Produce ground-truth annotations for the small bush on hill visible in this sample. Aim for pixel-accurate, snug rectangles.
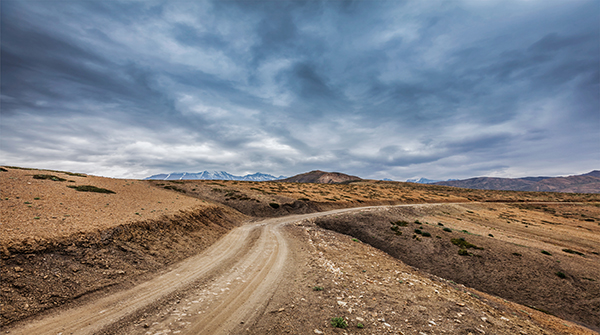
[451,238,483,250]
[269,203,280,209]
[330,317,348,329]
[562,249,584,256]
[67,185,115,194]
[33,174,66,181]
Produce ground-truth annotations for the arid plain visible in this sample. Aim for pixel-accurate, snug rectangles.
[1,166,599,334]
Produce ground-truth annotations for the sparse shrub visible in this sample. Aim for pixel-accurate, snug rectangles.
[163,185,185,193]
[414,229,422,234]
[269,203,280,209]
[34,197,40,200]
[562,249,584,256]
[583,218,595,222]
[357,322,364,328]
[443,227,452,232]
[33,174,66,181]
[458,249,470,256]
[555,271,566,279]
[414,220,421,224]
[512,252,522,256]
[451,238,483,250]
[299,197,310,201]
[488,234,494,237]
[421,232,431,237]
[438,223,444,226]
[330,317,348,329]
[392,220,409,226]
[541,250,552,256]
[352,238,360,242]
[391,226,399,232]
[395,231,402,236]
[67,185,115,194]
[313,286,324,291]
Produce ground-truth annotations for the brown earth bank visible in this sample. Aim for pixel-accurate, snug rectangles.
[0,205,244,326]
[313,203,600,331]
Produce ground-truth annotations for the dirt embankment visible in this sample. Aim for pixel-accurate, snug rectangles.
[314,203,600,331]
[1,205,245,327]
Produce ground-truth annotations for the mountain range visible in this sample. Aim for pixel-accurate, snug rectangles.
[434,170,600,193]
[144,171,285,182]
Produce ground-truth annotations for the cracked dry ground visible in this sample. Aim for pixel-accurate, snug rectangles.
[248,219,595,335]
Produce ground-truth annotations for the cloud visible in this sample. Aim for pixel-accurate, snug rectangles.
[1,0,598,180]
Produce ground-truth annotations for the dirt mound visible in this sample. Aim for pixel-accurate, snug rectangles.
[314,203,600,331]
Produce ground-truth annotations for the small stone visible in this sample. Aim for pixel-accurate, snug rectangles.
[456,302,465,307]
[337,301,347,307]
[384,322,391,327]
[314,330,324,334]
[143,323,149,328]
[14,267,23,272]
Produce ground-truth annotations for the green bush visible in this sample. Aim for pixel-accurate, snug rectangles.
[555,271,566,279]
[330,317,348,329]
[414,229,422,234]
[562,249,584,256]
[313,286,324,291]
[458,249,470,256]
[33,174,66,181]
[541,250,552,256]
[357,322,364,329]
[443,227,452,232]
[421,232,431,237]
[67,185,115,194]
[451,238,483,250]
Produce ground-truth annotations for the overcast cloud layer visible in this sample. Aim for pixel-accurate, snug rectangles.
[2,0,598,180]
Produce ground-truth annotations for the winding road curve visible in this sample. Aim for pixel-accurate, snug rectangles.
[9,204,439,335]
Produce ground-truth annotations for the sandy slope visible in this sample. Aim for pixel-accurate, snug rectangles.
[1,168,205,250]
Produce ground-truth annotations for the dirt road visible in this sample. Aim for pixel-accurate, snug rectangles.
[7,206,391,335]
[7,203,596,335]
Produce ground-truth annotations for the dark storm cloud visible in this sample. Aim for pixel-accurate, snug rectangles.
[1,0,598,179]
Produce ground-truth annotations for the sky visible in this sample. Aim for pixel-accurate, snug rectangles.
[1,0,599,180]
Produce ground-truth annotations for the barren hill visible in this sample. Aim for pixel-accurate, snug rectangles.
[435,170,600,193]
[278,170,362,184]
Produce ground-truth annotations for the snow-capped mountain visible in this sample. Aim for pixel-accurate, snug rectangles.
[406,177,442,184]
[406,177,457,184]
[144,171,286,181]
